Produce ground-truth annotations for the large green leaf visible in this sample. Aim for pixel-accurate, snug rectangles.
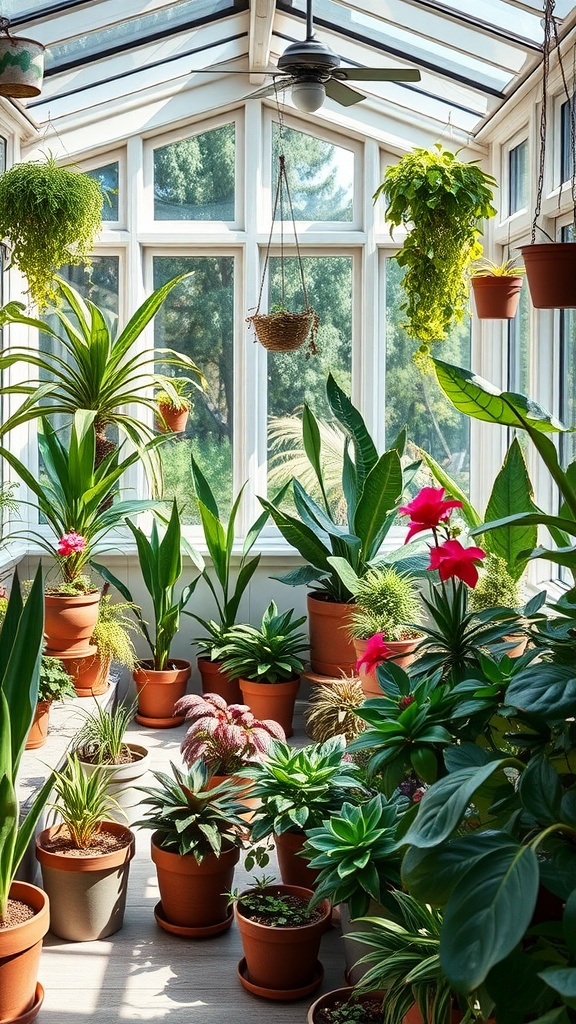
[418,447,481,528]
[506,665,576,722]
[354,450,403,560]
[302,404,329,510]
[402,833,506,904]
[434,360,568,433]
[539,969,576,1010]
[518,757,562,825]
[258,498,332,572]
[326,373,378,490]
[403,759,509,848]
[441,838,539,993]
[483,438,538,578]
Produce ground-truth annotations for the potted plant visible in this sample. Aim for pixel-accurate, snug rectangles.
[244,736,362,888]
[307,988,386,1024]
[72,698,150,826]
[188,455,279,704]
[215,601,308,737]
[0,568,53,1024]
[26,655,77,750]
[134,759,248,937]
[469,256,525,319]
[304,793,407,983]
[260,375,419,676]
[230,877,331,1000]
[0,274,205,488]
[373,143,496,363]
[246,302,320,354]
[35,753,135,942]
[349,566,423,696]
[0,19,45,98]
[78,589,143,697]
[96,500,202,727]
[305,677,367,744]
[156,377,195,433]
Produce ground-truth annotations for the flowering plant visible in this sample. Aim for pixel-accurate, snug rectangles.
[175,692,285,776]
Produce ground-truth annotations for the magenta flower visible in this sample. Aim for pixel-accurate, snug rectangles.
[57,531,87,556]
[399,487,463,543]
[355,632,393,675]
[428,538,486,588]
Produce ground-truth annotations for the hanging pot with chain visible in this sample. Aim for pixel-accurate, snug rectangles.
[0,18,45,99]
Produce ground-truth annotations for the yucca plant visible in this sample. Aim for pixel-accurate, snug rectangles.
[215,601,308,684]
[134,759,247,860]
[0,274,205,489]
[243,735,362,842]
[49,753,115,847]
[350,892,483,1024]
[0,568,53,923]
[305,794,406,919]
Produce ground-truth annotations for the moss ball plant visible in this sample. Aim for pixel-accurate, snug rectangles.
[374,144,496,363]
[350,566,421,641]
[468,553,522,612]
[0,156,104,308]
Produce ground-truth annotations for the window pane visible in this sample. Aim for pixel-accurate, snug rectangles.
[561,100,575,185]
[509,141,527,215]
[153,257,234,523]
[86,162,119,222]
[272,123,353,222]
[153,125,235,221]
[507,282,530,453]
[385,258,471,492]
[266,255,352,496]
[561,227,576,468]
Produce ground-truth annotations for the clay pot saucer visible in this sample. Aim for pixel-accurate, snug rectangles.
[237,957,323,1001]
[135,712,185,729]
[154,902,234,938]
[9,983,44,1024]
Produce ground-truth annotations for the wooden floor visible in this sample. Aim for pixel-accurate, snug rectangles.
[33,698,347,1023]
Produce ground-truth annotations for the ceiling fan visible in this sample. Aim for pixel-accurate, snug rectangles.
[243,0,421,112]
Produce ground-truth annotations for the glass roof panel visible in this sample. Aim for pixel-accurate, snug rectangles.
[426,0,543,40]
[45,0,235,71]
[3,0,84,19]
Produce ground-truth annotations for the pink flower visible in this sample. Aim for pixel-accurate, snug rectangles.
[57,531,87,556]
[428,539,486,588]
[399,487,463,543]
[398,695,415,709]
[355,633,393,674]
[413,788,425,804]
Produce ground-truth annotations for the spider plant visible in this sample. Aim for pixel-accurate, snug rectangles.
[49,753,115,848]
[73,698,137,766]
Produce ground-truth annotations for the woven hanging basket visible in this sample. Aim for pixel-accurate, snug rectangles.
[246,306,319,354]
[0,22,45,98]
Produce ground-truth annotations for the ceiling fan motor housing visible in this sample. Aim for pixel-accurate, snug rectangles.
[277,38,341,80]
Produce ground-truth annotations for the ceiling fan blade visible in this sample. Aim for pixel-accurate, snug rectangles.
[337,68,421,83]
[243,77,295,101]
[325,78,365,107]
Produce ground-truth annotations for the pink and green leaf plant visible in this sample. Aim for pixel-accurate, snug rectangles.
[175,692,285,777]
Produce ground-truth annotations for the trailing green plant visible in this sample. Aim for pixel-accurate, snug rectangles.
[215,601,308,684]
[91,591,142,670]
[187,455,282,656]
[0,156,104,308]
[350,892,484,1024]
[467,553,522,613]
[38,656,76,704]
[95,500,202,670]
[0,410,158,591]
[73,697,137,765]
[49,753,115,847]
[260,374,422,602]
[305,793,407,919]
[349,566,422,641]
[134,759,247,861]
[305,677,367,744]
[243,735,362,842]
[374,144,496,362]
[0,567,54,922]
[0,274,205,489]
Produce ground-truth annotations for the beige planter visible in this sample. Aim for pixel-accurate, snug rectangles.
[77,743,151,826]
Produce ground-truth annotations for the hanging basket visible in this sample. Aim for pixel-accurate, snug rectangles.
[0,21,45,99]
[247,306,319,354]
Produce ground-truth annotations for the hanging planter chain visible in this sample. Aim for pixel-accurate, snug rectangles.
[247,133,319,357]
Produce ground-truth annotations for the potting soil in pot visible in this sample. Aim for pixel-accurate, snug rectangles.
[315,1000,385,1024]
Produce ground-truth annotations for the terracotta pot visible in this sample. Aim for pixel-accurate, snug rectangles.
[353,638,419,698]
[35,821,135,941]
[25,701,51,750]
[55,647,109,697]
[0,35,45,99]
[274,830,318,889]
[78,743,150,826]
[151,834,239,932]
[207,772,259,821]
[156,403,189,433]
[520,243,576,309]
[235,883,330,994]
[44,591,101,655]
[307,593,356,676]
[197,656,242,704]
[0,881,49,1023]
[307,986,386,1024]
[471,275,523,319]
[239,676,300,738]
[133,659,191,727]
